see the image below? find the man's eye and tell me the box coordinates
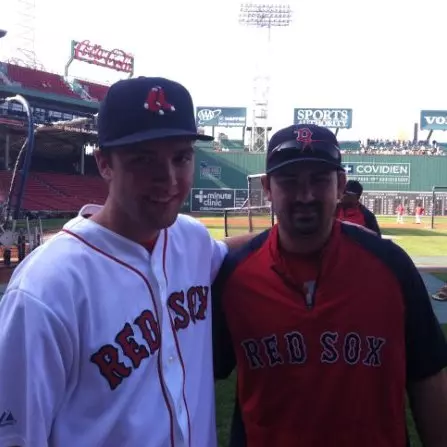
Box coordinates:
[174,154,193,165]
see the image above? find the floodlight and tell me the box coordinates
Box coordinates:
[239,3,292,28]
[239,3,292,152]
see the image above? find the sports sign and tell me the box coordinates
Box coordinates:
[68,40,134,75]
[420,110,447,131]
[196,107,247,127]
[293,108,353,129]
[343,162,410,185]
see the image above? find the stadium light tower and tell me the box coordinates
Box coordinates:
[239,3,292,152]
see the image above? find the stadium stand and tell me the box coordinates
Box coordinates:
[4,63,81,99]
[75,79,109,102]
[0,170,107,213]
[0,62,111,103]
[341,139,446,156]
[35,172,107,206]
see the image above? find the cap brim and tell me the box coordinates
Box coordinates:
[266,157,342,174]
[100,128,213,148]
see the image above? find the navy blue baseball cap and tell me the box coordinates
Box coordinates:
[98,76,213,148]
[266,124,342,174]
[345,180,363,196]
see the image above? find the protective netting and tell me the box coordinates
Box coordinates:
[223,174,275,236]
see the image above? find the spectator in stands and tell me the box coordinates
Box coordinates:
[336,180,381,236]
[339,138,447,156]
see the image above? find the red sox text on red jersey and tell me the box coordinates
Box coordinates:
[90,285,209,390]
[241,331,386,369]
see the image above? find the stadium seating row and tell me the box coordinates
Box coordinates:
[0,62,109,101]
[0,171,107,212]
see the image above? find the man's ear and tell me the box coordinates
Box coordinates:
[94,149,113,183]
[261,174,272,202]
[337,170,347,200]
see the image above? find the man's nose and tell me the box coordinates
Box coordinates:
[151,161,178,186]
[293,182,315,203]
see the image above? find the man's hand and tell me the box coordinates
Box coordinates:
[223,233,258,250]
[408,369,447,447]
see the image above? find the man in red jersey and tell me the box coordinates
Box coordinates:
[212,124,447,447]
[336,180,381,236]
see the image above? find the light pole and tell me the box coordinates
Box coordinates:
[239,3,292,152]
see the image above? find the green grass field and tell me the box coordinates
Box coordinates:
[36,215,447,446]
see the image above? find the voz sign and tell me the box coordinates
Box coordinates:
[196,107,247,127]
[420,110,447,131]
[191,188,235,211]
[343,163,410,185]
[293,108,353,129]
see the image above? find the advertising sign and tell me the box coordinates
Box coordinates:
[343,162,410,185]
[420,110,447,131]
[293,108,353,129]
[70,40,134,75]
[196,107,247,127]
[191,188,235,211]
[190,188,249,211]
[199,163,222,180]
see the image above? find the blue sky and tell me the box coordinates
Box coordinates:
[1,0,447,140]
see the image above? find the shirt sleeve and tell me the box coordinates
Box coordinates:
[210,239,228,283]
[212,262,237,380]
[0,289,74,447]
[400,254,447,381]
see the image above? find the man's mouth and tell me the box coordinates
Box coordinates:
[145,195,178,204]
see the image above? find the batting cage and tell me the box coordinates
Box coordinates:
[224,173,275,236]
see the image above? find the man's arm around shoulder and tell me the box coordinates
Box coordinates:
[224,233,258,250]
[212,253,237,380]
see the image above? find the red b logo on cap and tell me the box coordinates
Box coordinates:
[144,86,176,115]
[294,128,314,148]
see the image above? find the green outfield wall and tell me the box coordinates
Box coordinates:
[194,150,447,192]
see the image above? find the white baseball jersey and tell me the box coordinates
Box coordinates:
[0,204,228,447]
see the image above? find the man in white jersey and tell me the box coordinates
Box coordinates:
[0,77,251,447]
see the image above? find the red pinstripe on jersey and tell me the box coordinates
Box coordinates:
[62,228,176,447]
[161,230,192,447]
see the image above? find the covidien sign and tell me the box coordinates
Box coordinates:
[343,163,410,185]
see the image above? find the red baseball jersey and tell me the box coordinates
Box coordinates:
[415,206,424,216]
[213,221,447,447]
[336,203,381,236]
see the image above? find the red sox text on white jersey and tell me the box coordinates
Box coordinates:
[0,206,227,447]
